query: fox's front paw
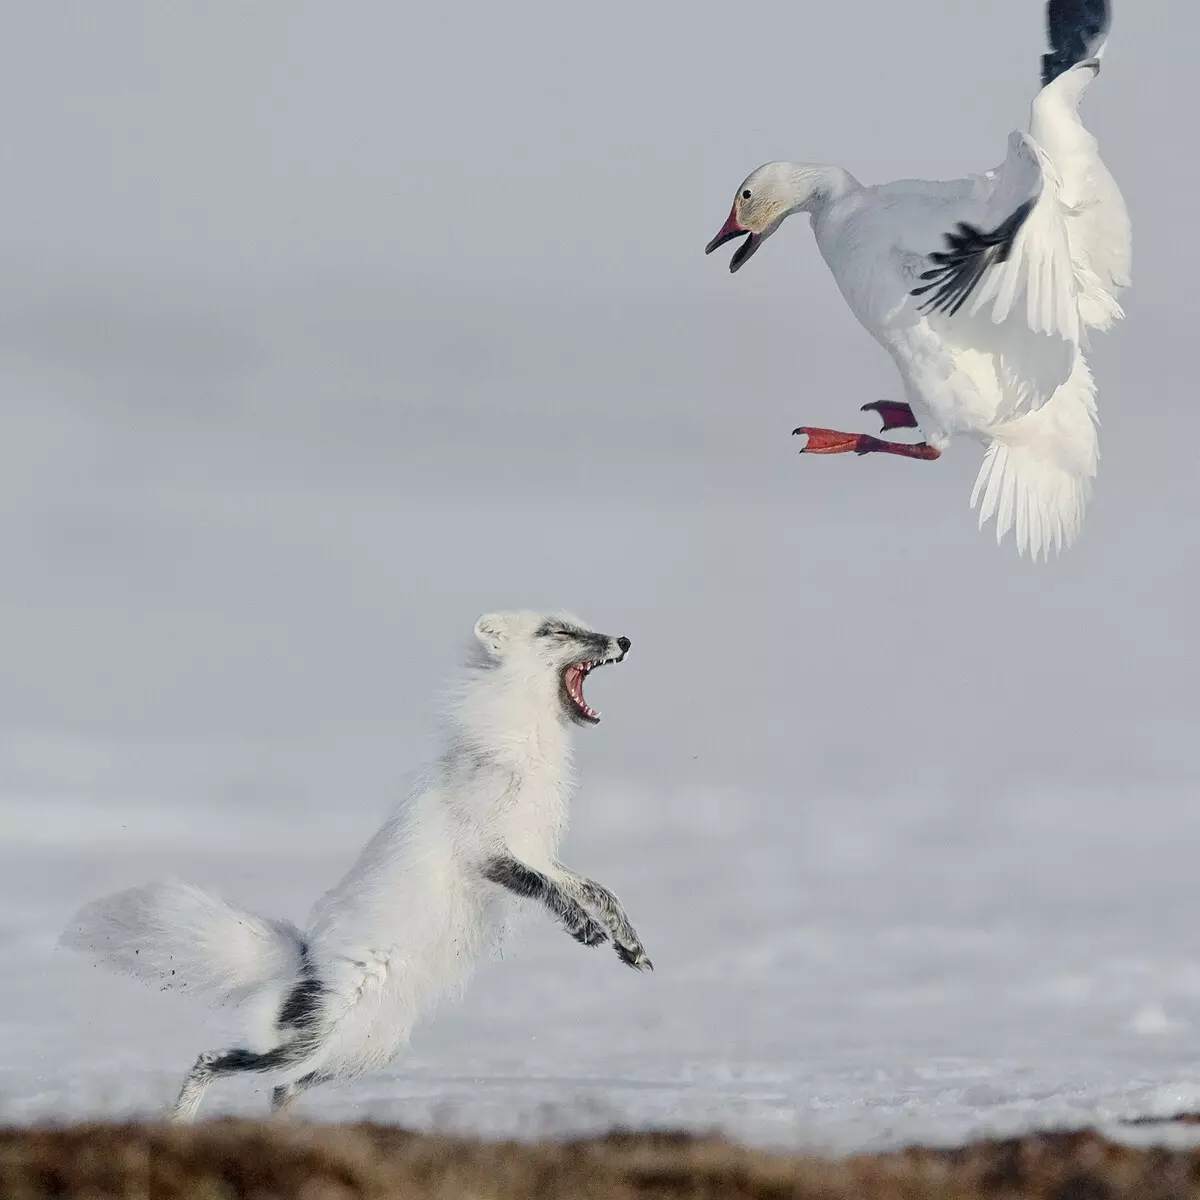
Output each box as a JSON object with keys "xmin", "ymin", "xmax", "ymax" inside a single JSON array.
[
  {"xmin": 614, "ymin": 941, "xmax": 653, "ymax": 972},
  {"xmin": 568, "ymin": 912, "xmax": 609, "ymax": 947}
]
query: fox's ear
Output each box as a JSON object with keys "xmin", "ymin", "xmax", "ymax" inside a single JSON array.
[{"xmin": 473, "ymin": 613, "xmax": 512, "ymax": 656}]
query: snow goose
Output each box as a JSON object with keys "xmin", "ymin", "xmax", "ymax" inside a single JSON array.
[{"xmin": 705, "ymin": 0, "xmax": 1131, "ymax": 559}]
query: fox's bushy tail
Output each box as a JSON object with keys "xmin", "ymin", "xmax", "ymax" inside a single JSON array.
[{"xmin": 60, "ymin": 880, "xmax": 305, "ymax": 1006}]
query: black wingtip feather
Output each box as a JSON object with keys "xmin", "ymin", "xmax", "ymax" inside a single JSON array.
[
  {"xmin": 1042, "ymin": 0, "xmax": 1111, "ymax": 87},
  {"xmin": 911, "ymin": 198, "xmax": 1036, "ymax": 319}
]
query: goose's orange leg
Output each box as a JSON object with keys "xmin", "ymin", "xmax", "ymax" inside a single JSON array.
[{"xmin": 793, "ymin": 427, "xmax": 941, "ymax": 460}]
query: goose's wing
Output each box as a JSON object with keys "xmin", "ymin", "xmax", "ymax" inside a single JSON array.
[
  {"xmin": 901, "ymin": 0, "xmax": 1127, "ymax": 394},
  {"xmin": 1030, "ymin": 0, "xmax": 1130, "ymax": 330},
  {"xmin": 900, "ymin": 131, "xmax": 1079, "ymax": 415},
  {"xmin": 1042, "ymin": 0, "xmax": 1110, "ymax": 87},
  {"xmin": 910, "ymin": 133, "xmax": 1078, "ymax": 345}
]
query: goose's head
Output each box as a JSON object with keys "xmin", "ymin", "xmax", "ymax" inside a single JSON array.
[{"xmin": 704, "ymin": 162, "xmax": 822, "ymax": 272}]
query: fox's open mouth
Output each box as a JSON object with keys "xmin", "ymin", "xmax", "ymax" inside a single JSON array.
[{"xmin": 561, "ymin": 655, "xmax": 620, "ymax": 725}]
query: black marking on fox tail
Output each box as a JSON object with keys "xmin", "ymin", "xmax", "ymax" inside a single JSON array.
[
  {"xmin": 911, "ymin": 198, "xmax": 1036, "ymax": 318},
  {"xmin": 277, "ymin": 942, "xmax": 325, "ymax": 1033},
  {"xmin": 1042, "ymin": 0, "xmax": 1110, "ymax": 87}
]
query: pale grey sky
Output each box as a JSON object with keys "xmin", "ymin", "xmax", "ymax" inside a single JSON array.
[{"xmin": 0, "ymin": 1, "xmax": 1193, "ymax": 809}]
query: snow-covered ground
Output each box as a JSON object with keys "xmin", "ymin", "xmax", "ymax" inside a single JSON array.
[
  {"xmin": 3, "ymin": 0, "xmax": 1200, "ymax": 1156},
  {"xmin": 9, "ymin": 733, "xmax": 1200, "ymax": 1150}
]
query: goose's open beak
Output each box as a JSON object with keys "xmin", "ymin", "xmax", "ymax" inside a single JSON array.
[{"xmin": 705, "ymin": 206, "xmax": 760, "ymax": 273}]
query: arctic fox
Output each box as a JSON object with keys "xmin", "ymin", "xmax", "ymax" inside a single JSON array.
[{"xmin": 61, "ymin": 611, "xmax": 650, "ymax": 1121}]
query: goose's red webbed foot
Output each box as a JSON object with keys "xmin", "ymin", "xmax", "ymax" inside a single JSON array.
[
  {"xmin": 861, "ymin": 400, "xmax": 919, "ymax": 433},
  {"xmin": 793, "ymin": 427, "xmax": 941, "ymax": 461}
]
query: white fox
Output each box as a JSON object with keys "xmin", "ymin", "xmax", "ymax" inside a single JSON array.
[{"xmin": 61, "ymin": 611, "xmax": 650, "ymax": 1120}]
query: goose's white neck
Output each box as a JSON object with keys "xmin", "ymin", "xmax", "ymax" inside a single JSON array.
[{"xmin": 777, "ymin": 163, "xmax": 861, "ymax": 219}]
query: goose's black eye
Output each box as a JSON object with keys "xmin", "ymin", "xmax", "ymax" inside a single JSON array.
[{"xmin": 742, "ymin": 189, "xmax": 752, "ymax": 200}]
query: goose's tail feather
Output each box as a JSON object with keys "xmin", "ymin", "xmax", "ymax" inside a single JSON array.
[{"xmin": 971, "ymin": 353, "xmax": 1099, "ymax": 560}]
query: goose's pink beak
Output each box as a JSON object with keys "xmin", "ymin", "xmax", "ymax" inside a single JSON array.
[
  {"xmin": 705, "ymin": 206, "xmax": 760, "ymax": 273},
  {"xmin": 705, "ymin": 206, "xmax": 745, "ymax": 253}
]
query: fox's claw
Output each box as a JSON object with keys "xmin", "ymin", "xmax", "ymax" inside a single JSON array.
[{"xmin": 615, "ymin": 942, "xmax": 653, "ymax": 972}]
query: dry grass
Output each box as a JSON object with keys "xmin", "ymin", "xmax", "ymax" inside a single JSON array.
[{"xmin": 2, "ymin": 1120, "xmax": 1200, "ymax": 1199}]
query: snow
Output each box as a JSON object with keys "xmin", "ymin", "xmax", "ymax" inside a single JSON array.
[{"xmin": 7, "ymin": 650, "xmax": 1200, "ymax": 1149}]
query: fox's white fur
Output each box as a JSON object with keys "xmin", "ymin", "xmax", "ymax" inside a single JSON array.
[{"xmin": 60, "ymin": 611, "xmax": 649, "ymax": 1120}]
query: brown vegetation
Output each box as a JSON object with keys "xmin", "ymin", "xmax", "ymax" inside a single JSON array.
[{"xmin": 3, "ymin": 1120, "xmax": 1200, "ymax": 1199}]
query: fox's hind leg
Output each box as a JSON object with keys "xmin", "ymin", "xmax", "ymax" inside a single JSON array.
[
  {"xmin": 265, "ymin": 965, "xmax": 329, "ymax": 1117},
  {"xmin": 170, "ymin": 1044, "xmax": 313, "ymax": 1123},
  {"xmin": 172, "ymin": 1051, "xmax": 220, "ymax": 1122},
  {"xmin": 270, "ymin": 1071, "xmax": 323, "ymax": 1117}
]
